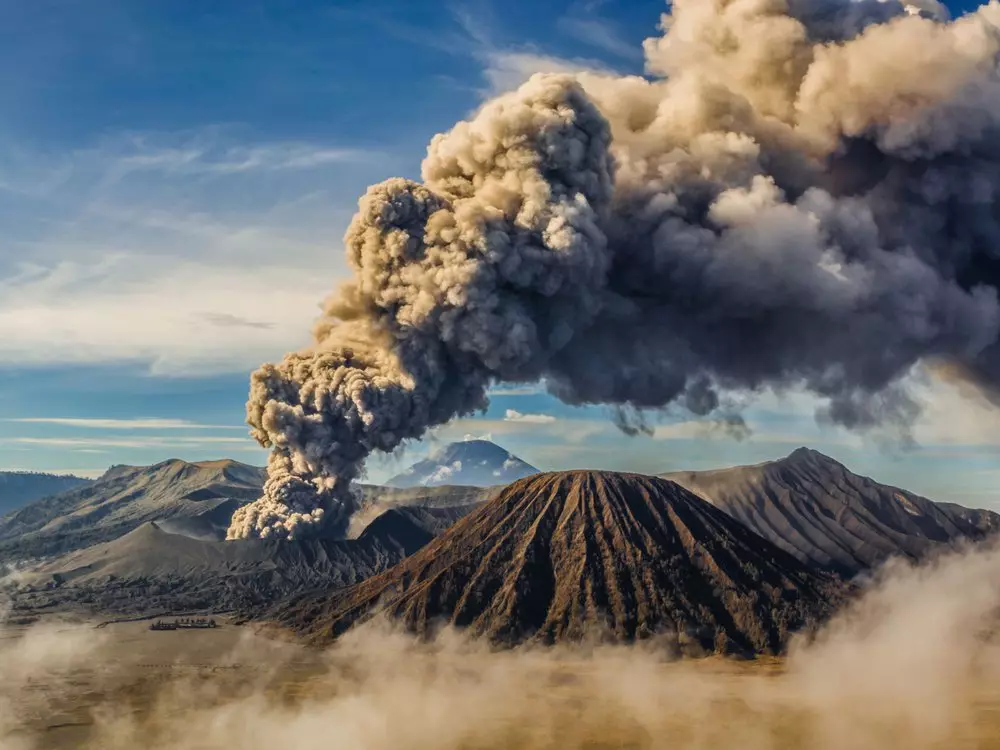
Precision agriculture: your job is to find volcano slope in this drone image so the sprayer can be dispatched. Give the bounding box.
[273,471,842,655]
[663,448,1000,577]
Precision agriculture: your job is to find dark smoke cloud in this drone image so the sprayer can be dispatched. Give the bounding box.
[230,1,1000,539]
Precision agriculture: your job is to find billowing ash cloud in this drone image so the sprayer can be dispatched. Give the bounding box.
[229,1,1000,540]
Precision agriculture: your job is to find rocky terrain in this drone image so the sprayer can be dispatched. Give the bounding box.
[664,448,1000,576]
[0,471,91,515]
[0,459,265,562]
[0,456,493,621]
[387,439,538,488]
[6,504,480,619]
[273,471,842,655]
[6,446,998,640]
[0,458,493,562]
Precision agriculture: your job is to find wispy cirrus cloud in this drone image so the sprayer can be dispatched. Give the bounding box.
[112,138,370,177]
[6,417,245,430]
[556,1,643,61]
[0,257,330,374]
[450,4,616,95]
[0,127,397,375]
[477,50,614,94]
[199,312,274,330]
[9,436,260,450]
[0,129,383,202]
[487,383,546,397]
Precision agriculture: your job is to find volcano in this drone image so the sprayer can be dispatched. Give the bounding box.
[387,440,538,488]
[273,471,841,655]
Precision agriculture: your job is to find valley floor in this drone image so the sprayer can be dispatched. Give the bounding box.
[4,617,1000,750]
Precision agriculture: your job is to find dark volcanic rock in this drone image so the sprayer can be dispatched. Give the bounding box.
[0,457,493,563]
[272,471,841,655]
[663,448,1000,576]
[8,505,479,619]
[0,453,492,621]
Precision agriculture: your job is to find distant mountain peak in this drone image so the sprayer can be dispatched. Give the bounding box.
[781,447,841,467]
[0,471,93,516]
[787,446,816,459]
[387,440,538,488]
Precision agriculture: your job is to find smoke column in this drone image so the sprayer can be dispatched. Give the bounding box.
[229,0,1000,540]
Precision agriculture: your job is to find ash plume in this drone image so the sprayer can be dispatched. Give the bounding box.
[230,1,1000,540]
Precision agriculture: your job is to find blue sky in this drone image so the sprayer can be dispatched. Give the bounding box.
[1,0,998,509]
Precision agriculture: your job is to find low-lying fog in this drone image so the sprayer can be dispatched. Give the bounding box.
[3,541,1000,750]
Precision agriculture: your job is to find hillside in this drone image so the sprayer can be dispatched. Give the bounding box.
[0,459,265,561]
[8,504,479,618]
[387,440,538,488]
[0,458,493,562]
[0,472,92,516]
[272,471,841,655]
[663,448,1000,576]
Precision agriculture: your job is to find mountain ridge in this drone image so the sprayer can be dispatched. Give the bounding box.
[0,457,495,562]
[0,458,266,560]
[0,471,93,517]
[663,447,1000,575]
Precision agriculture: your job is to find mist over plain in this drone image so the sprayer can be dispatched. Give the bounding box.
[2,541,1000,749]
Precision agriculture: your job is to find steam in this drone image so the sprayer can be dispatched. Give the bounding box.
[230,1,1000,539]
[5,543,1000,749]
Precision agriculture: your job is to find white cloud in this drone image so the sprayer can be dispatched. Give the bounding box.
[8,436,260,450]
[442,417,608,444]
[480,51,614,94]
[556,4,642,61]
[463,432,494,442]
[911,377,1000,447]
[114,138,370,176]
[7,417,244,430]
[743,374,1000,450]
[0,256,329,374]
[504,409,557,424]
[652,421,725,441]
[423,460,462,485]
[0,128,394,374]
[449,3,616,96]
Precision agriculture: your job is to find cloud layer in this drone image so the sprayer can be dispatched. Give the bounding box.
[0,129,390,374]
